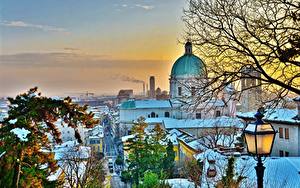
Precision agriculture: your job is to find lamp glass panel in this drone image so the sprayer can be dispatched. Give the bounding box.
[245,133,256,154]
[255,133,275,155]
[257,123,273,132]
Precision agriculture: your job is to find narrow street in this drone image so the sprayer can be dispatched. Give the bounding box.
[103,117,125,188]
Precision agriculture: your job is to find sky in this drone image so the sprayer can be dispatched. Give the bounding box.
[0,0,189,97]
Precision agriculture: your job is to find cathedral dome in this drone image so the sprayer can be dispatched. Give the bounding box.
[171,42,205,77]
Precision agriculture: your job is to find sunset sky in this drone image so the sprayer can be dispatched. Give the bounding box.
[0,0,188,97]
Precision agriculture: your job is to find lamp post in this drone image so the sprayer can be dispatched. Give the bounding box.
[243,109,276,188]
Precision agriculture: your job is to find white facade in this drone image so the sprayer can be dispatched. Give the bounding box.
[238,107,300,157]
[271,122,300,157]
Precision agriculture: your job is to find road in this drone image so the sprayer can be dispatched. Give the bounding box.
[104,120,118,157]
[103,117,125,188]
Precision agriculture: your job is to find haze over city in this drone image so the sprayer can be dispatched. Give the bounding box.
[0,0,187,97]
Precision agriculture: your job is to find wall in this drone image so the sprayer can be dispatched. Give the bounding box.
[120,108,172,123]
[271,122,299,157]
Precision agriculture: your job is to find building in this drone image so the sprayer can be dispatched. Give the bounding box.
[85,125,104,157]
[117,89,133,104]
[197,149,300,187]
[119,99,172,135]
[119,41,236,136]
[145,116,243,138]
[149,76,156,98]
[237,98,300,156]
[169,41,205,99]
[240,66,262,112]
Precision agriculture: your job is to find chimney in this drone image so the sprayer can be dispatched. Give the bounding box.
[294,97,300,119]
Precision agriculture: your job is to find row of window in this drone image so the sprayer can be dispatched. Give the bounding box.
[279,127,289,139]
[177,87,196,96]
[279,150,289,157]
[90,140,100,144]
[195,110,221,119]
[147,112,170,118]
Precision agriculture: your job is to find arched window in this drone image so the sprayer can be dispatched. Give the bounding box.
[151,112,156,118]
[165,112,170,118]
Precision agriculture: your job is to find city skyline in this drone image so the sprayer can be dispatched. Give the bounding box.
[0,0,187,97]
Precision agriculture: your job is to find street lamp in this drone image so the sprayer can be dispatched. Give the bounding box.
[243,109,276,188]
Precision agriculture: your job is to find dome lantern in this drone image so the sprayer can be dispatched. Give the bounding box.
[170,41,205,77]
[185,41,192,54]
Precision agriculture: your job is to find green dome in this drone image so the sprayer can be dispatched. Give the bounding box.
[171,54,205,77]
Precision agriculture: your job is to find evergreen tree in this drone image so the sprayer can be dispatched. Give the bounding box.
[125,118,167,186]
[163,140,175,178]
[0,87,98,188]
[115,155,123,166]
[217,157,245,188]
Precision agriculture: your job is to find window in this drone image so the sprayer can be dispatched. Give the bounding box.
[165,112,170,118]
[279,128,283,138]
[178,87,182,96]
[216,111,221,117]
[151,112,156,118]
[279,150,284,157]
[285,128,289,139]
[285,151,289,157]
[191,87,196,96]
[196,113,201,119]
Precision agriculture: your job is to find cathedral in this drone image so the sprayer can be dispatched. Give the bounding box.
[119,41,237,135]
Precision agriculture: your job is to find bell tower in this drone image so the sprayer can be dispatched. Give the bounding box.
[240,66,262,112]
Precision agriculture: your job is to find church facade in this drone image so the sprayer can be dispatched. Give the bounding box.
[119,41,236,135]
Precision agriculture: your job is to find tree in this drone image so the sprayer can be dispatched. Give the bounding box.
[163,140,175,178]
[0,87,98,188]
[125,118,168,186]
[197,120,240,149]
[183,0,300,107]
[216,157,245,188]
[115,155,123,166]
[60,148,105,188]
[182,158,203,188]
[141,171,160,188]
[120,170,132,186]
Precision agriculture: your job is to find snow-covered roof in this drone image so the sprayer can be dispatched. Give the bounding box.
[165,178,198,188]
[145,117,171,124]
[166,132,179,145]
[120,99,172,110]
[237,108,299,124]
[168,128,183,136]
[163,117,244,129]
[294,96,300,101]
[52,141,90,160]
[198,149,300,188]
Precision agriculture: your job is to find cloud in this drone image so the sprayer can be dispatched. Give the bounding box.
[0,52,170,96]
[0,20,70,35]
[64,47,80,51]
[135,4,155,10]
